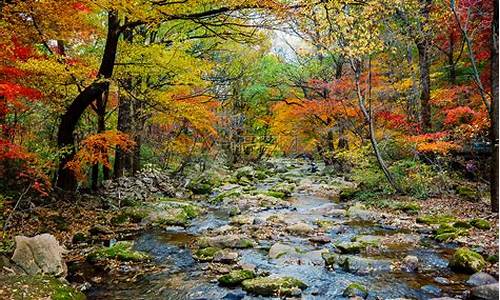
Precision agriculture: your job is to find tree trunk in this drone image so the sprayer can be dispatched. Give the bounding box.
[416,0,432,132]
[56,10,120,191]
[351,59,402,193]
[448,34,457,84]
[131,99,144,175]
[490,0,499,212]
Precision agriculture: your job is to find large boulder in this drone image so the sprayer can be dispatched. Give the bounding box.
[268,243,297,259]
[471,284,499,300]
[198,235,255,249]
[11,234,67,277]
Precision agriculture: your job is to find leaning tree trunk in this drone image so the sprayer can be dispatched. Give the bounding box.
[56,10,120,191]
[351,59,402,193]
[490,0,499,212]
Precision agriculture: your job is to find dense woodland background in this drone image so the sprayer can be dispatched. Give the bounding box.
[0,0,498,212]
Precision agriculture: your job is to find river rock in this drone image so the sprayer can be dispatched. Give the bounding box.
[218,269,255,286]
[286,222,314,235]
[402,255,419,272]
[230,215,255,225]
[334,241,365,254]
[339,256,393,275]
[269,243,296,259]
[11,234,67,277]
[470,284,499,300]
[421,285,442,297]
[346,204,380,221]
[343,282,368,299]
[466,272,498,287]
[309,235,332,244]
[213,250,239,264]
[198,235,256,249]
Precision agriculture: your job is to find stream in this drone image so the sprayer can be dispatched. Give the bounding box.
[74,159,472,300]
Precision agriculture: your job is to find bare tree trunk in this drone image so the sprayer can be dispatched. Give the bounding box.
[351,59,402,193]
[416,0,432,132]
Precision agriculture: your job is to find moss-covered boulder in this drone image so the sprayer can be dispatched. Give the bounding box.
[218,270,255,286]
[416,214,457,225]
[449,247,486,274]
[193,247,220,262]
[470,218,491,230]
[263,191,286,199]
[397,202,421,214]
[339,186,358,201]
[343,282,368,298]
[87,241,149,262]
[242,276,307,296]
[0,275,86,300]
[121,207,150,223]
[269,182,295,198]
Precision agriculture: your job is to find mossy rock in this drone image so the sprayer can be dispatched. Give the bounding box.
[242,276,307,296]
[193,247,220,262]
[255,170,268,180]
[449,247,486,274]
[416,214,457,225]
[470,218,491,230]
[269,183,295,197]
[343,282,368,298]
[0,275,86,300]
[434,224,469,242]
[211,190,240,204]
[187,181,213,195]
[218,270,256,286]
[322,252,340,266]
[87,241,149,262]
[263,191,286,199]
[334,241,365,254]
[339,186,358,201]
[122,207,150,223]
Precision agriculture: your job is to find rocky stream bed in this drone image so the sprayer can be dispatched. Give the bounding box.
[2,159,498,299]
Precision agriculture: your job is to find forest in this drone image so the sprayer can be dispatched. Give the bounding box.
[0,0,498,299]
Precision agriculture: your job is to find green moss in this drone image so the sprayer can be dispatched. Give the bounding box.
[181,204,200,219]
[242,276,307,296]
[434,224,469,242]
[397,202,421,214]
[263,191,286,199]
[211,190,240,204]
[343,282,368,298]
[239,239,255,249]
[110,213,129,225]
[416,214,457,225]
[487,254,499,263]
[449,247,486,273]
[453,220,472,229]
[0,275,86,300]
[456,186,477,201]
[72,232,87,244]
[339,186,358,201]
[334,241,365,254]
[470,218,491,230]
[218,270,255,286]
[193,247,220,262]
[87,241,149,262]
[314,219,336,229]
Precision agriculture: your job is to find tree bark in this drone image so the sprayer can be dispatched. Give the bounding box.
[56,10,120,190]
[490,0,499,212]
[416,0,432,132]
